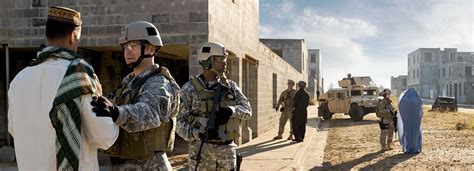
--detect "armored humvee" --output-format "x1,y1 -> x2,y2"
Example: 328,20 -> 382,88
318,76 -> 380,121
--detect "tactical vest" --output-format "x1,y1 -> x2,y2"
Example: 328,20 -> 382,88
105,66 -> 178,160
189,76 -> 242,142
376,99 -> 392,118
282,90 -> 296,110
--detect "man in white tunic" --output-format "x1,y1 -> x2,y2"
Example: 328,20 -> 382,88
7,6 -> 119,171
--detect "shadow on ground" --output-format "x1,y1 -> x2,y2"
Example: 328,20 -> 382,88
309,151 -> 384,170
360,153 -> 417,170
309,151 -> 417,170
237,139 -> 295,157
327,117 -> 378,128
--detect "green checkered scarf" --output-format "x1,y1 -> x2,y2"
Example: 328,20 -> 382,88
32,47 -> 101,171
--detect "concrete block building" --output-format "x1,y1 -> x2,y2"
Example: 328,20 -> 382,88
407,48 -> 474,104
308,49 -> 322,99
0,0 -> 308,146
437,51 -> 474,104
259,38 -> 310,88
390,75 -> 407,96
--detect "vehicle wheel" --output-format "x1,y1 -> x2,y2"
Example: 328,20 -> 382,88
319,105 -> 332,120
350,105 -> 364,121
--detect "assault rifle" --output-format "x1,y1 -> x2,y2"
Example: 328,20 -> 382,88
195,82 -> 228,171
391,109 -> 398,134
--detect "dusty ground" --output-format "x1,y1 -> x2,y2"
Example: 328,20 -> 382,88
315,106 -> 474,170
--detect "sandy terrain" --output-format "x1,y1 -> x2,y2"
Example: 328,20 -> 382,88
315,106 -> 473,170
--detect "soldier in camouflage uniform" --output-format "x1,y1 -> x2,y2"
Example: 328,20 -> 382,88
376,88 -> 397,151
273,80 -> 297,140
176,42 -> 252,170
90,21 -> 180,170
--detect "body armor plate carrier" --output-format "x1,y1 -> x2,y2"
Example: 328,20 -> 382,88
189,76 -> 242,143
105,66 -> 178,160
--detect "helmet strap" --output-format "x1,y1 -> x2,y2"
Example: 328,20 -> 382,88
199,57 -> 213,70
202,56 -> 224,75
127,43 -> 155,68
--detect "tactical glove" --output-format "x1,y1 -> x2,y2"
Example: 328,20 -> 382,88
280,107 -> 285,112
215,107 -> 233,125
91,96 -> 119,122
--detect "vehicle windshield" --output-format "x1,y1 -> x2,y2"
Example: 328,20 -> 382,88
437,97 -> 455,103
351,90 -> 361,96
363,90 -> 376,96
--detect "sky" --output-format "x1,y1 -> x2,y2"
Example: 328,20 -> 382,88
259,0 -> 474,91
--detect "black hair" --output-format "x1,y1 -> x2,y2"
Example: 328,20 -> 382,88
45,20 -> 78,41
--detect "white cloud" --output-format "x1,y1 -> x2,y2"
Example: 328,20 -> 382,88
261,7 -> 379,89
413,1 -> 473,50
294,9 -> 378,39
263,0 -> 295,18
260,0 -> 473,90
279,0 -> 294,15
259,25 -> 273,37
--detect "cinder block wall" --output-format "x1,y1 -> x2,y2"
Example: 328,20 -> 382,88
0,0 -> 211,146
255,44 -> 305,136
259,39 -> 304,71
0,0 -> 311,141
206,1 -> 306,136
0,0 -> 210,47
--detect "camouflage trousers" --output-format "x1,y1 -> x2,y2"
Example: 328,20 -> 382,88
112,152 -> 172,171
188,140 -> 237,170
380,120 -> 395,147
278,110 -> 293,135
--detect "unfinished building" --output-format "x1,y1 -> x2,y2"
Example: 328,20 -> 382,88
391,75 -> 407,96
308,49 -> 322,99
0,0 -> 309,146
407,48 -> 474,104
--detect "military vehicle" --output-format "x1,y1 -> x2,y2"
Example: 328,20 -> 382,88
318,75 -> 380,121
429,96 -> 458,112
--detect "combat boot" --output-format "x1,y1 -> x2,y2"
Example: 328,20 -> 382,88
273,134 -> 282,140
386,143 -> 393,150
287,134 -> 293,140
381,144 -> 386,151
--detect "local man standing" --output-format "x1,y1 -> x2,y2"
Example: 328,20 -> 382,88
8,6 -> 119,171
291,81 -> 310,142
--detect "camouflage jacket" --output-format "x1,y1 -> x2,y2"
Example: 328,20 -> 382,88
176,74 -> 252,142
277,89 -> 297,111
376,98 -> 396,119
112,64 -> 180,133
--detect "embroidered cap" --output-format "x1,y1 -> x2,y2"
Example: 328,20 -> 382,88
48,6 -> 81,26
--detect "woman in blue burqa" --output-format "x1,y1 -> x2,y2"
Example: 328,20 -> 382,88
397,87 -> 423,154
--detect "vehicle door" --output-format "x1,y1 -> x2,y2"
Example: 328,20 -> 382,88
336,90 -> 348,112
327,91 -> 337,112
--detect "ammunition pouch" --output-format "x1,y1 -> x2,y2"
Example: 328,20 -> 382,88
104,118 -> 176,160
105,66 -> 179,160
190,77 -> 242,142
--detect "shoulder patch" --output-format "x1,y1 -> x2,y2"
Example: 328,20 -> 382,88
160,98 -> 169,116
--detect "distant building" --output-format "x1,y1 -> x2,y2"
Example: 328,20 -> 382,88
407,48 -> 474,104
308,49 -> 322,99
391,75 -> 407,96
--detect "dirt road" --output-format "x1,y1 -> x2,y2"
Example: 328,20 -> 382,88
312,108 -> 474,170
